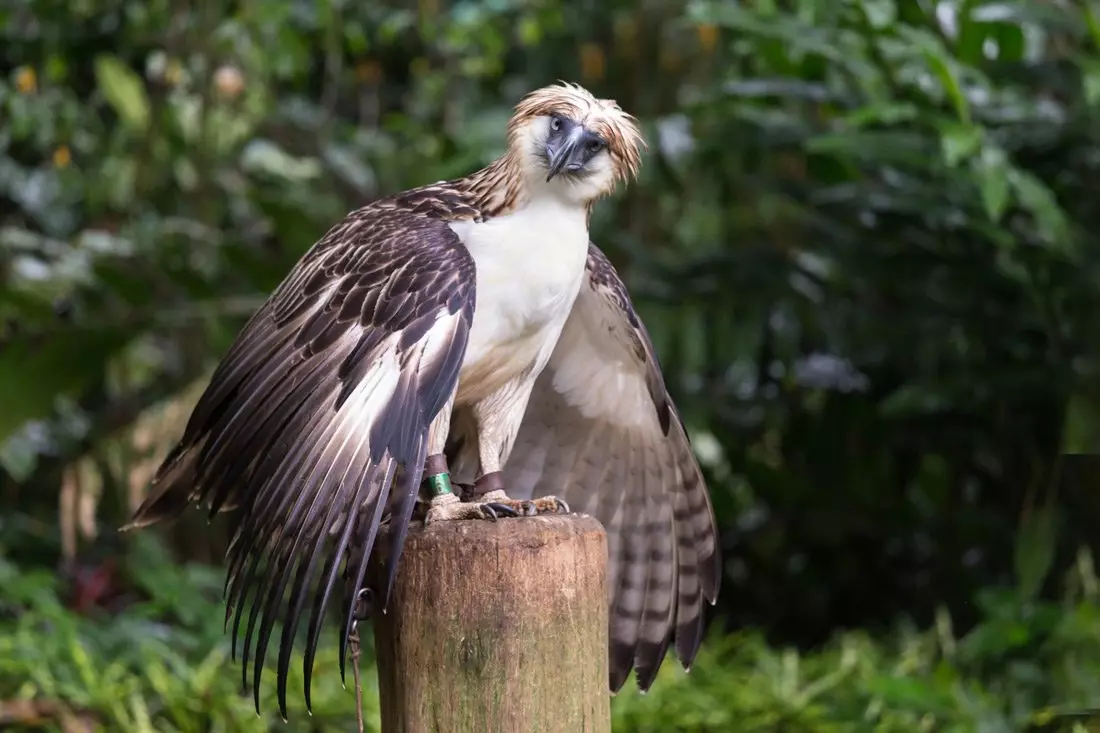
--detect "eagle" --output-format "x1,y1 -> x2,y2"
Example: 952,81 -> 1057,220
123,82 -> 721,718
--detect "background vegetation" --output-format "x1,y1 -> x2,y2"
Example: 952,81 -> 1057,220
2,0 -> 1100,730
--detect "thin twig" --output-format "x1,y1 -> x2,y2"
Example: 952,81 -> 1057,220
350,625 -> 365,733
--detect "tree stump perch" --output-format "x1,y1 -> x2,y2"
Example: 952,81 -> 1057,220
371,514 -> 610,733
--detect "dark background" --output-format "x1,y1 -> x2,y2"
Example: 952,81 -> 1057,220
2,1 -> 1100,730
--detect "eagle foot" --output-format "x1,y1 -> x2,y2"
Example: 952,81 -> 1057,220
478,489 -> 572,516
462,475 -> 554,516
475,495 -> 572,517
424,496 -> 521,523
479,500 -> 530,519
526,495 -> 572,515
424,492 -> 571,523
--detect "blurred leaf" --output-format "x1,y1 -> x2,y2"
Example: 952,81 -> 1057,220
909,30 -> 971,122
940,122 -> 982,167
94,55 -> 150,131
1015,500 -> 1059,602
861,0 -> 897,31
240,139 -> 322,182
1009,169 -> 1072,251
879,383 -> 952,417
0,431 -> 38,482
974,144 -> 1011,223
1082,2 -> 1100,50
0,326 -> 138,443
1061,392 -> 1100,455
863,675 -> 956,715
1083,61 -> 1100,108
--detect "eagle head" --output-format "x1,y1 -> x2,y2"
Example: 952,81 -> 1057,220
508,82 -> 646,203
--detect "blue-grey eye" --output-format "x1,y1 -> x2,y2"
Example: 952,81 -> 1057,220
550,116 -> 562,131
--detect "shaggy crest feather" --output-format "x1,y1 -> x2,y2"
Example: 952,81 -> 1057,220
509,81 -> 646,187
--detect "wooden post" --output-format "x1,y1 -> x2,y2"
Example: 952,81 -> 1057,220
371,514 -> 610,733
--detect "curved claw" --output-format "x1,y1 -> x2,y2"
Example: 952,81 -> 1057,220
480,502 -> 521,519
352,588 -> 373,621
524,496 -> 572,515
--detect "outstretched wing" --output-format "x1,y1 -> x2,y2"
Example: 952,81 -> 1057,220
503,243 -> 721,691
123,204 -> 476,715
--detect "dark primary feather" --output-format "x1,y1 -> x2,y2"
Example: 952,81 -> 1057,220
123,200 -> 477,718
502,243 -> 721,692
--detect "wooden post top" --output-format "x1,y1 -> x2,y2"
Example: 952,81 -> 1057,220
394,512 -> 606,554
372,513 -> 610,733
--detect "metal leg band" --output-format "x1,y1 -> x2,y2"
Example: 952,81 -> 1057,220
424,453 -> 453,498
426,471 -> 453,498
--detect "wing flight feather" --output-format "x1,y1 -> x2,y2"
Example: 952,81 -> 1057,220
503,243 -> 721,691
124,204 -> 476,716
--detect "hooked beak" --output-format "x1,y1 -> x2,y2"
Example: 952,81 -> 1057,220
545,126 -> 601,182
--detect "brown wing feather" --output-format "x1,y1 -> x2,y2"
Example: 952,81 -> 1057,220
503,243 -> 721,691
123,203 -> 476,717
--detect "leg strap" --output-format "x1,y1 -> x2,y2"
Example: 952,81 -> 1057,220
461,470 -> 504,500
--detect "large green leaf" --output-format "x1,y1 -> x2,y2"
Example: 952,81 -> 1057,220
0,325 -> 138,444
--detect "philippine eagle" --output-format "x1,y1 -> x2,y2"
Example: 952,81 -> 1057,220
124,82 -> 721,717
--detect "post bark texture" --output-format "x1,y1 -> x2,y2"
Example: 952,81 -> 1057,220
372,514 -> 610,733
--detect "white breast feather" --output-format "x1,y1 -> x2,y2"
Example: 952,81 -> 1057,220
451,198 -> 591,381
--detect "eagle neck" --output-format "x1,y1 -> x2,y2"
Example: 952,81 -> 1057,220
460,152 -> 528,220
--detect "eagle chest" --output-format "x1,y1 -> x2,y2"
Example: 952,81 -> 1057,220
452,203 -> 590,396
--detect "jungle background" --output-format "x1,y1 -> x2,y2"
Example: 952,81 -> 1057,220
2,0 -> 1100,731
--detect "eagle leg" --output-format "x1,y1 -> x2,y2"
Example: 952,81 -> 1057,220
424,492 -> 525,523
460,472 -> 572,517
477,493 -> 571,517
422,461 -> 570,523
470,472 -> 572,516
421,453 -> 502,523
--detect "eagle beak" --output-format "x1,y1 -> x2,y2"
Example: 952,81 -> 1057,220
545,127 -> 601,182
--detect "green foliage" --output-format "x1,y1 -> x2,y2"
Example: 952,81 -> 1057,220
5,532 -> 1100,732
653,0 -> 1100,640
0,534 -> 379,732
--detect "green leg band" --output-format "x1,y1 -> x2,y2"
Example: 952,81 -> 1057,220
426,471 -> 453,498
